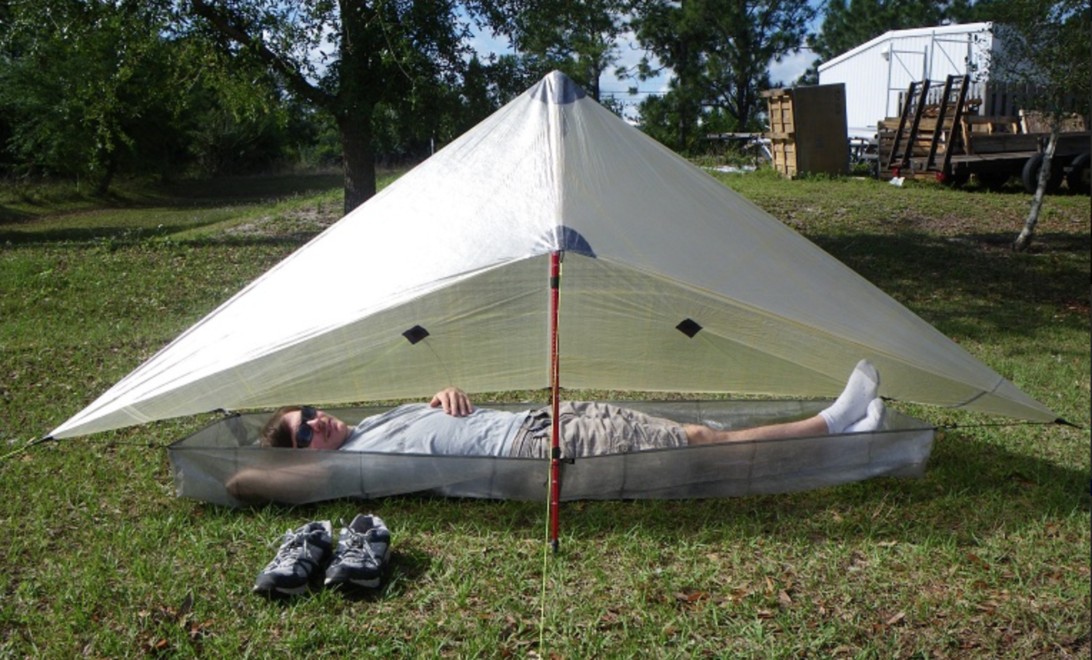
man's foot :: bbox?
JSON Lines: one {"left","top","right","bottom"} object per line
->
{"left": 819, "top": 360, "right": 880, "bottom": 434}
{"left": 845, "top": 398, "right": 886, "bottom": 433}
{"left": 325, "top": 514, "right": 391, "bottom": 589}
{"left": 253, "top": 521, "right": 333, "bottom": 596}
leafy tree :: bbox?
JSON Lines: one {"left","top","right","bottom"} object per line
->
{"left": 635, "top": 92, "right": 692, "bottom": 149}
{"left": 182, "top": 75, "right": 317, "bottom": 178}
{"left": 182, "top": 0, "right": 476, "bottom": 213}
{"left": 700, "top": 0, "right": 816, "bottom": 130}
{"left": 0, "top": 1, "right": 298, "bottom": 188}
{"left": 447, "top": 54, "right": 542, "bottom": 135}
{"left": 0, "top": 1, "right": 16, "bottom": 175}
{"left": 986, "top": 0, "right": 1090, "bottom": 250}
{"left": 486, "top": 0, "right": 628, "bottom": 101}
{"left": 632, "top": 0, "right": 814, "bottom": 152}
{"left": 0, "top": 1, "right": 181, "bottom": 192}
{"left": 632, "top": 0, "right": 719, "bottom": 151}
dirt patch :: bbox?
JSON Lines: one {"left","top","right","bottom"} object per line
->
{"left": 224, "top": 206, "right": 340, "bottom": 239}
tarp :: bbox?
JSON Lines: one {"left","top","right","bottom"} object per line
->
{"left": 50, "top": 70, "right": 1056, "bottom": 441}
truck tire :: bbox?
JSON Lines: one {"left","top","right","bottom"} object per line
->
{"left": 1021, "top": 154, "right": 1063, "bottom": 194}
{"left": 1066, "top": 153, "right": 1090, "bottom": 194}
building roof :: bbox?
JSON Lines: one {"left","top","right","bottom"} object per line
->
{"left": 819, "top": 22, "right": 992, "bottom": 72}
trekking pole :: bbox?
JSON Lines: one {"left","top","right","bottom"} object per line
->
{"left": 548, "top": 251, "right": 562, "bottom": 553}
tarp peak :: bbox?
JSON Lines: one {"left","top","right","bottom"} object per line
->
{"left": 531, "top": 71, "right": 587, "bottom": 105}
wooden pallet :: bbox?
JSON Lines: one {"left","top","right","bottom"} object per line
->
{"left": 887, "top": 75, "right": 971, "bottom": 175}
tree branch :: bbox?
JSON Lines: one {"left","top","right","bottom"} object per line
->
{"left": 187, "top": 0, "right": 332, "bottom": 108}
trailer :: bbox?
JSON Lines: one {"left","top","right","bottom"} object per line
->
{"left": 883, "top": 75, "right": 1090, "bottom": 194}
{"left": 818, "top": 23, "right": 996, "bottom": 141}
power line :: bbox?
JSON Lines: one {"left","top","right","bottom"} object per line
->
{"left": 600, "top": 88, "right": 663, "bottom": 95}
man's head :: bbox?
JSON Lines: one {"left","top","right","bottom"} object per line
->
{"left": 260, "top": 406, "right": 350, "bottom": 450}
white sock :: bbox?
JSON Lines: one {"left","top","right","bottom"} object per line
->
{"left": 845, "top": 398, "right": 886, "bottom": 433}
{"left": 819, "top": 360, "right": 880, "bottom": 434}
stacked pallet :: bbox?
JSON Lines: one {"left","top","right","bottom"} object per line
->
{"left": 762, "top": 84, "right": 849, "bottom": 178}
{"left": 876, "top": 115, "right": 960, "bottom": 179}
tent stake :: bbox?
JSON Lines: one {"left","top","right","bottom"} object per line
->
{"left": 549, "top": 251, "right": 562, "bottom": 552}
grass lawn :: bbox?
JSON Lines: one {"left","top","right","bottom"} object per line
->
{"left": 1, "top": 170, "right": 1088, "bottom": 659}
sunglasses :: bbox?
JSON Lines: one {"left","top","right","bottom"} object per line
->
{"left": 295, "top": 406, "right": 318, "bottom": 448}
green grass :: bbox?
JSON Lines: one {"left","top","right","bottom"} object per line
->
{"left": 1, "top": 169, "right": 1088, "bottom": 659}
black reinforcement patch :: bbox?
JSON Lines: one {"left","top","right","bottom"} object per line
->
{"left": 402, "top": 325, "right": 430, "bottom": 344}
{"left": 676, "top": 318, "right": 702, "bottom": 338}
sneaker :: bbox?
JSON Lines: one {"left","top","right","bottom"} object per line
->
{"left": 252, "top": 520, "right": 333, "bottom": 596}
{"left": 324, "top": 514, "right": 391, "bottom": 589}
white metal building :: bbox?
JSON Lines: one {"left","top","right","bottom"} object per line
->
{"left": 818, "top": 22, "right": 995, "bottom": 139}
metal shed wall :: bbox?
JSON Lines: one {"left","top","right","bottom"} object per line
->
{"left": 819, "top": 23, "right": 995, "bottom": 139}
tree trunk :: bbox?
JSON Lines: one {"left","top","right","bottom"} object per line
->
{"left": 94, "top": 149, "right": 120, "bottom": 196}
{"left": 337, "top": 112, "right": 377, "bottom": 215}
{"left": 1013, "top": 122, "right": 1060, "bottom": 252}
{"left": 187, "top": 0, "right": 380, "bottom": 215}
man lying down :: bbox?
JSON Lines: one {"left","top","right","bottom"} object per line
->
{"left": 225, "top": 360, "right": 885, "bottom": 502}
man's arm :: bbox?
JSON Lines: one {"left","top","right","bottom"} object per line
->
{"left": 429, "top": 387, "right": 474, "bottom": 416}
{"left": 226, "top": 463, "right": 330, "bottom": 504}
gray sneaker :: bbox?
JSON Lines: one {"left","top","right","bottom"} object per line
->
{"left": 253, "top": 520, "right": 333, "bottom": 596}
{"left": 324, "top": 514, "right": 391, "bottom": 589}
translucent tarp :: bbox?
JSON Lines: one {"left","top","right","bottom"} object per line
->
{"left": 52, "top": 71, "right": 1055, "bottom": 441}
{"left": 168, "top": 400, "right": 934, "bottom": 507}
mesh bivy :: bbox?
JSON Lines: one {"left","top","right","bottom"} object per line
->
{"left": 167, "top": 399, "right": 934, "bottom": 508}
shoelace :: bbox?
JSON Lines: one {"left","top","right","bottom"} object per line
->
{"left": 267, "top": 530, "right": 320, "bottom": 570}
{"left": 335, "top": 522, "right": 379, "bottom": 566}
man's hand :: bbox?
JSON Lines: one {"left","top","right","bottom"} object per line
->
{"left": 429, "top": 387, "right": 474, "bottom": 416}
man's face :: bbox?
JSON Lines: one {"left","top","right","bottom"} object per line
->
{"left": 283, "top": 408, "right": 350, "bottom": 450}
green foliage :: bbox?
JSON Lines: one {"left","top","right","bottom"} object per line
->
{"left": 0, "top": 1, "right": 502, "bottom": 204}
{"left": 631, "top": 0, "right": 718, "bottom": 152}
{"left": 172, "top": 40, "right": 325, "bottom": 178}
{"left": 987, "top": 0, "right": 1091, "bottom": 117}
{"left": 487, "top": 0, "right": 629, "bottom": 100}
{"left": 181, "top": 0, "right": 480, "bottom": 210}
{"left": 0, "top": 2, "right": 176, "bottom": 190}
{"left": 0, "top": 172, "right": 1088, "bottom": 659}
{"left": 0, "top": 1, "right": 325, "bottom": 188}
{"left": 632, "top": 0, "right": 815, "bottom": 152}
{"left": 698, "top": 0, "right": 815, "bottom": 129}
{"left": 635, "top": 88, "right": 677, "bottom": 131}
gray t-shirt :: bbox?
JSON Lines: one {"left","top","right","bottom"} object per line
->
{"left": 339, "top": 404, "right": 530, "bottom": 456}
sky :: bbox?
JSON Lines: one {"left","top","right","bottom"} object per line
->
{"left": 466, "top": 19, "right": 820, "bottom": 122}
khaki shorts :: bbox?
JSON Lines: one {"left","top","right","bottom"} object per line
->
{"left": 508, "top": 401, "right": 689, "bottom": 459}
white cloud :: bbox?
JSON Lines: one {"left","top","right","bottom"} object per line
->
{"left": 768, "top": 48, "right": 816, "bottom": 86}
